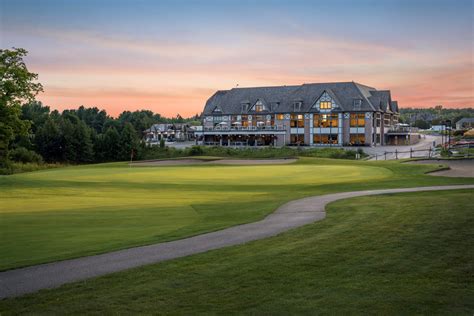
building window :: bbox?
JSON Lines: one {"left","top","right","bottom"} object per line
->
{"left": 252, "top": 115, "right": 266, "bottom": 127}
{"left": 313, "top": 134, "right": 338, "bottom": 144}
{"left": 293, "top": 102, "right": 302, "bottom": 112}
{"left": 241, "top": 115, "right": 249, "bottom": 127}
{"left": 320, "top": 101, "right": 332, "bottom": 109}
{"left": 353, "top": 99, "right": 362, "bottom": 108}
{"left": 290, "top": 134, "right": 305, "bottom": 144}
{"left": 276, "top": 114, "right": 285, "bottom": 120}
{"left": 350, "top": 134, "right": 365, "bottom": 145}
{"left": 254, "top": 100, "right": 266, "bottom": 112}
{"left": 350, "top": 114, "right": 365, "bottom": 127}
{"left": 314, "top": 114, "right": 338, "bottom": 128}
{"left": 290, "top": 114, "right": 304, "bottom": 128}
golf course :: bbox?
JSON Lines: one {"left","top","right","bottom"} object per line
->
{"left": 1, "top": 158, "right": 473, "bottom": 314}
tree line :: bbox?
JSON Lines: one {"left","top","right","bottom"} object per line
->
{"left": 399, "top": 106, "right": 474, "bottom": 129}
{"left": 0, "top": 48, "right": 199, "bottom": 172}
{"left": 15, "top": 102, "right": 194, "bottom": 164}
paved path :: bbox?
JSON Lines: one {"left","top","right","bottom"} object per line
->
{"left": 1, "top": 185, "right": 473, "bottom": 299}
{"left": 363, "top": 135, "right": 441, "bottom": 160}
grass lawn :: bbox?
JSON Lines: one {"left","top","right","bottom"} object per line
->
{"left": 0, "top": 158, "right": 473, "bottom": 271}
{"left": 1, "top": 189, "right": 472, "bottom": 314}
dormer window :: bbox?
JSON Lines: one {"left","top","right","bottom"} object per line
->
{"left": 255, "top": 100, "right": 265, "bottom": 112}
{"left": 212, "top": 106, "right": 222, "bottom": 113}
{"left": 353, "top": 99, "right": 362, "bottom": 108}
{"left": 320, "top": 101, "right": 332, "bottom": 109}
{"left": 241, "top": 103, "right": 250, "bottom": 112}
{"left": 271, "top": 102, "right": 279, "bottom": 112}
{"left": 293, "top": 101, "right": 302, "bottom": 112}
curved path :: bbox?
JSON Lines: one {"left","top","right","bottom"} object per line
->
{"left": 1, "top": 185, "right": 473, "bottom": 299}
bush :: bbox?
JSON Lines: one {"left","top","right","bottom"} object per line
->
{"left": 188, "top": 146, "right": 204, "bottom": 156}
{"left": 140, "top": 145, "right": 367, "bottom": 161}
{"left": 9, "top": 147, "right": 44, "bottom": 164}
{"left": 453, "top": 130, "right": 467, "bottom": 136}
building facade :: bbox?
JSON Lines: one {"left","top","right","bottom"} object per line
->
{"left": 144, "top": 123, "right": 196, "bottom": 144}
{"left": 199, "top": 82, "right": 400, "bottom": 147}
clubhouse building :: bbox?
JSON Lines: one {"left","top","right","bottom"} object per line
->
{"left": 199, "top": 82, "right": 402, "bottom": 147}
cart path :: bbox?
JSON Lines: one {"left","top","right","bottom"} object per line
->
{"left": 1, "top": 185, "right": 473, "bottom": 299}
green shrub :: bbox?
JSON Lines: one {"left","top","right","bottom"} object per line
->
{"left": 140, "top": 145, "right": 366, "bottom": 160}
{"left": 188, "top": 146, "right": 204, "bottom": 156}
{"left": 9, "top": 147, "right": 44, "bottom": 164}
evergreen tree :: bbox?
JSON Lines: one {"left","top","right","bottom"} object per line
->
{"left": 74, "top": 121, "right": 94, "bottom": 163}
{"left": 119, "top": 123, "right": 140, "bottom": 161}
{"left": 101, "top": 126, "right": 121, "bottom": 161}
{"left": 35, "top": 117, "right": 62, "bottom": 162}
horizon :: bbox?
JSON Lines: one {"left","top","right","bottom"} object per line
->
{"left": 2, "top": 0, "right": 473, "bottom": 116}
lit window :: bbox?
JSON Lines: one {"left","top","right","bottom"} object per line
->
{"left": 350, "top": 134, "right": 365, "bottom": 145}
{"left": 350, "top": 114, "right": 365, "bottom": 127}
{"left": 290, "top": 114, "right": 304, "bottom": 128}
{"left": 314, "top": 114, "right": 338, "bottom": 127}
{"left": 320, "top": 101, "right": 332, "bottom": 109}
{"left": 254, "top": 100, "right": 266, "bottom": 112}
{"left": 313, "top": 134, "right": 338, "bottom": 144}
{"left": 276, "top": 114, "right": 285, "bottom": 120}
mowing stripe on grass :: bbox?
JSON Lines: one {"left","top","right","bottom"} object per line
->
{"left": 1, "top": 184, "right": 473, "bottom": 299}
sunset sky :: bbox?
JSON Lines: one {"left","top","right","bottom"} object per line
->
{"left": 1, "top": 0, "right": 473, "bottom": 117}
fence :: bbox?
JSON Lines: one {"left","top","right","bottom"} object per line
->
{"left": 374, "top": 144, "right": 473, "bottom": 160}
{"left": 374, "top": 148, "right": 437, "bottom": 160}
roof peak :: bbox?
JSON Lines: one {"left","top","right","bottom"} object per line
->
{"left": 229, "top": 81, "right": 374, "bottom": 91}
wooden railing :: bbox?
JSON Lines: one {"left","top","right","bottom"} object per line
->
{"left": 204, "top": 125, "right": 286, "bottom": 132}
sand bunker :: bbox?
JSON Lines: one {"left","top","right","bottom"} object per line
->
{"left": 408, "top": 159, "right": 474, "bottom": 178}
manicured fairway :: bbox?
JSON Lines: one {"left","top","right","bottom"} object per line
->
{"left": 0, "top": 158, "right": 472, "bottom": 271}
{"left": 1, "top": 190, "right": 472, "bottom": 314}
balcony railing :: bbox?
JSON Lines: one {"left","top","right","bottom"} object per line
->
{"left": 204, "top": 125, "right": 286, "bottom": 132}
{"left": 386, "top": 126, "right": 419, "bottom": 133}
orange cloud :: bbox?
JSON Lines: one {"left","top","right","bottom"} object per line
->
{"left": 21, "top": 27, "right": 472, "bottom": 114}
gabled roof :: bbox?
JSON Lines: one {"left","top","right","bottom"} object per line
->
{"left": 202, "top": 82, "right": 398, "bottom": 115}
{"left": 457, "top": 117, "right": 474, "bottom": 124}
{"left": 368, "top": 90, "right": 392, "bottom": 112}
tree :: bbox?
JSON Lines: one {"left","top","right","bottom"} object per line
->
{"left": 119, "top": 123, "right": 140, "bottom": 161}
{"left": 100, "top": 126, "right": 121, "bottom": 161}
{"left": 74, "top": 121, "right": 94, "bottom": 163}
{"left": 0, "top": 48, "right": 43, "bottom": 167}
{"left": 35, "top": 117, "right": 62, "bottom": 162}
{"left": 21, "top": 101, "right": 50, "bottom": 133}
{"left": 413, "top": 119, "right": 430, "bottom": 130}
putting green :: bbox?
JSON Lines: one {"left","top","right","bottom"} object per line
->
{"left": 0, "top": 160, "right": 391, "bottom": 270}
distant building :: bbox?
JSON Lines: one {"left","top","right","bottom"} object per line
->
{"left": 456, "top": 118, "right": 474, "bottom": 130}
{"left": 431, "top": 125, "right": 451, "bottom": 132}
{"left": 144, "top": 123, "right": 196, "bottom": 144}
{"left": 198, "top": 82, "right": 400, "bottom": 146}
